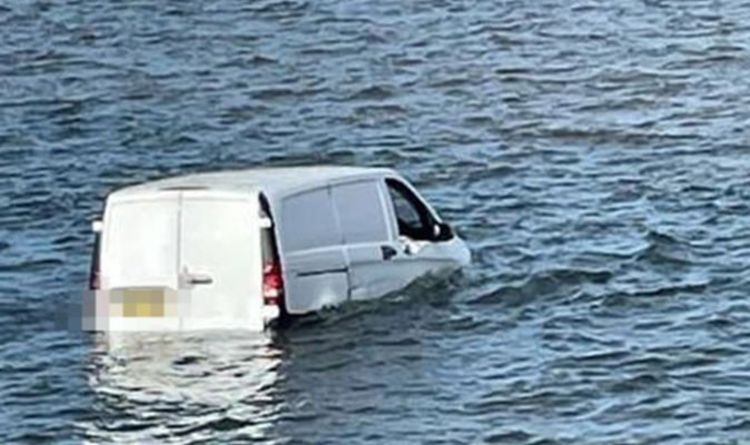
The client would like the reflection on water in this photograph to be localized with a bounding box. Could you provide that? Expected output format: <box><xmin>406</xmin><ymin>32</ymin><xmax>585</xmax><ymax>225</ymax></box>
<box><xmin>83</xmin><ymin>332</ymin><xmax>283</xmax><ymax>443</ymax></box>
<box><xmin>79</xmin><ymin>281</ymin><xmax>463</xmax><ymax>444</ymax></box>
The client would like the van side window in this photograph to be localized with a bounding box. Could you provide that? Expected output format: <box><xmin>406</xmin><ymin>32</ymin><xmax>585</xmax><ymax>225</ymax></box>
<box><xmin>331</xmin><ymin>181</ymin><xmax>389</xmax><ymax>244</ymax></box>
<box><xmin>385</xmin><ymin>178</ymin><xmax>435</xmax><ymax>241</ymax></box>
<box><xmin>281</xmin><ymin>188</ymin><xmax>339</xmax><ymax>252</ymax></box>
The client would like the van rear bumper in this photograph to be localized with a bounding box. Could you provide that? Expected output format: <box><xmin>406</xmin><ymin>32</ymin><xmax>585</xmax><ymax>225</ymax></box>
<box><xmin>85</xmin><ymin>316</ymin><xmax>182</xmax><ymax>331</ymax></box>
<box><xmin>82</xmin><ymin>290</ymin><xmax>275</xmax><ymax>332</ymax></box>
<box><xmin>82</xmin><ymin>315</ymin><xmax>273</xmax><ymax>332</ymax></box>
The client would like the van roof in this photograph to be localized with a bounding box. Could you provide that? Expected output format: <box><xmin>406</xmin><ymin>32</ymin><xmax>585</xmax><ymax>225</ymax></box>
<box><xmin>109</xmin><ymin>166</ymin><xmax>397</xmax><ymax>201</ymax></box>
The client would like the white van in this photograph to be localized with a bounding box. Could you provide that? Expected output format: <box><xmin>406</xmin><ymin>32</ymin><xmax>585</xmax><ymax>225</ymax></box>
<box><xmin>85</xmin><ymin>166</ymin><xmax>470</xmax><ymax>331</ymax></box>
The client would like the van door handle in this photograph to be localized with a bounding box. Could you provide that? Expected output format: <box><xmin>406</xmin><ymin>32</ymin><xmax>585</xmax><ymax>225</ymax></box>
<box><xmin>186</xmin><ymin>273</ymin><xmax>213</xmax><ymax>285</ymax></box>
<box><xmin>381</xmin><ymin>245</ymin><xmax>398</xmax><ymax>261</ymax></box>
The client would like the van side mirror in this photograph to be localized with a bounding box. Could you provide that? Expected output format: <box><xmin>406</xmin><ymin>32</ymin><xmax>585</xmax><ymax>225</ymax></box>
<box><xmin>91</xmin><ymin>220</ymin><xmax>103</xmax><ymax>233</ymax></box>
<box><xmin>433</xmin><ymin>222</ymin><xmax>453</xmax><ymax>241</ymax></box>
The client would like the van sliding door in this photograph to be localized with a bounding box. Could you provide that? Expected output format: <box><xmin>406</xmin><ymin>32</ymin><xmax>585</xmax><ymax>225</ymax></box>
<box><xmin>279</xmin><ymin>187</ymin><xmax>349</xmax><ymax>314</ymax></box>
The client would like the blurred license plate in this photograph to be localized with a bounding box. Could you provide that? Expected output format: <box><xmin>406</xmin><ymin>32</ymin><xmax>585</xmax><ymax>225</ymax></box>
<box><xmin>121</xmin><ymin>288</ymin><xmax>165</xmax><ymax>317</ymax></box>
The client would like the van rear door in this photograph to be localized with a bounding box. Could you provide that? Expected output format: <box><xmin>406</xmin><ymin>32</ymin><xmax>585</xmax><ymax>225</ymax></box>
<box><xmin>179</xmin><ymin>191</ymin><xmax>264</xmax><ymax>330</ymax></box>
<box><xmin>102</xmin><ymin>193</ymin><xmax>181</xmax><ymax>330</ymax></box>
<box><xmin>101</xmin><ymin>190</ymin><xmax>265</xmax><ymax>331</ymax></box>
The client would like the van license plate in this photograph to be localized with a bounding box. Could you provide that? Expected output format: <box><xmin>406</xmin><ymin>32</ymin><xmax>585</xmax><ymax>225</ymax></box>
<box><xmin>121</xmin><ymin>289</ymin><xmax>165</xmax><ymax>317</ymax></box>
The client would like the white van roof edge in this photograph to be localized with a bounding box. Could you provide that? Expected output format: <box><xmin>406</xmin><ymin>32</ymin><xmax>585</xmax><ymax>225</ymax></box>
<box><xmin>107</xmin><ymin>166</ymin><xmax>397</xmax><ymax>202</ymax></box>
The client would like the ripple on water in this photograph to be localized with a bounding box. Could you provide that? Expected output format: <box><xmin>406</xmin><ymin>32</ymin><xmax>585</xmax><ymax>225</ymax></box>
<box><xmin>3</xmin><ymin>0</ymin><xmax>750</xmax><ymax>443</ymax></box>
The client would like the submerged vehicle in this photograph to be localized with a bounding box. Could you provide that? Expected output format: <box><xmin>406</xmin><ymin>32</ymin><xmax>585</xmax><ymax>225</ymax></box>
<box><xmin>85</xmin><ymin>166</ymin><xmax>470</xmax><ymax>331</ymax></box>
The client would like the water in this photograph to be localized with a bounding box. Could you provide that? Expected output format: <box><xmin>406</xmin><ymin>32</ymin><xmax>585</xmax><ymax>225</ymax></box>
<box><xmin>2</xmin><ymin>0</ymin><xmax>750</xmax><ymax>443</ymax></box>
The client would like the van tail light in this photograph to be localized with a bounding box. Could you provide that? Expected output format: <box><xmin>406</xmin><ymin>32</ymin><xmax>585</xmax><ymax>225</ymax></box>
<box><xmin>89</xmin><ymin>233</ymin><xmax>101</xmax><ymax>290</ymax></box>
<box><xmin>259</xmin><ymin>194</ymin><xmax>283</xmax><ymax>314</ymax></box>
<box><xmin>263</xmin><ymin>260</ymin><xmax>283</xmax><ymax>306</ymax></box>
<box><xmin>89</xmin><ymin>269</ymin><xmax>100</xmax><ymax>290</ymax></box>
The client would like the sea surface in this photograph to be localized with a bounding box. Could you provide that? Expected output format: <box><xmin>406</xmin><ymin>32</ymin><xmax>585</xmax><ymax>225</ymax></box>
<box><xmin>2</xmin><ymin>0</ymin><xmax>750</xmax><ymax>443</ymax></box>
